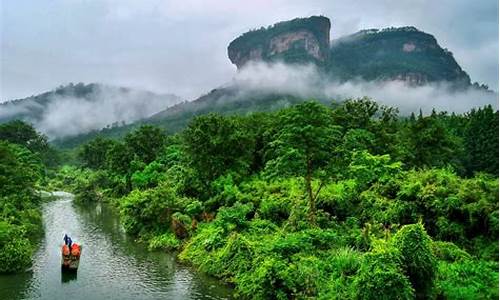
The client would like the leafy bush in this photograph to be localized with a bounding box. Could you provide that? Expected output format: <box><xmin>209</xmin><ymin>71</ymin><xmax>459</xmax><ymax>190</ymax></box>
<box><xmin>435</xmin><ymin>260</ymin><xmax>498</xmax><ymax>299</ymax></box>
<box><xmin>353</xmin><ymin>245</ymin><xmax>415</xmax><ymax>300</ymax></box>
<box><xmin>171</xmin><ymin>212</ymin><xmax>192</xmax><ymax>239</ymax></box>
<box><xmin>0</xmin><ymin>222</ymin><xmax>32</xmax><ymax>273</ymax></box>
<box><xmin>131</xmin><ymin>161</ymin><xmax>167</xmax><ymax>190</ymax></box>
<box><xmin>317</xmin><ymin>179</ymin><xmax>358</xmax><ymax>220</ymax></box>
<box><xmin>326</xmin><ymin>247</ymin><xmax>362</xmax><ymax>277</ymax></box>
<box><xmin>148</xmin><ymin>232</ymin><xmax>180</xmax><ymax>251</ymax></box>
<box><xmin>348</xmin><ymin>150</ymin><xmax>402</xmax><ymax>190</ymax></box>
<box><xmin>393</xmin><ymin>223</ymin><xmax>436</xmax><ymax>299</ymax></box>
<box><xmin>179</xmin><ymin>223</ymin><xmax>227</xmax><ymax>271</ymax></box>
<box><xmin>317</xmin><ymin>247</ymin><xmax>362</xmax><ymax>299</ymax></box>
<box><xmin>119</xmin><ymin>184</ymin><xmax>182</xmax><ymax>236</ymax></box>
<box><xmin>214</xmin><ymin>202</ymin><xmax>254</xmax><ymax>233</ymax></box>
<box><xmin>431</xmin><ymin>241</ymin><xmax>471</xmax><ymax>262</ymax></box>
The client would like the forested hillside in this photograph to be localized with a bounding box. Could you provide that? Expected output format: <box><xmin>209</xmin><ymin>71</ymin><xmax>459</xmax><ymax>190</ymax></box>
<box><xmin>40</xmin><ymin>98</ymin><xmax>499</xmax><ymax>299</ymax></box>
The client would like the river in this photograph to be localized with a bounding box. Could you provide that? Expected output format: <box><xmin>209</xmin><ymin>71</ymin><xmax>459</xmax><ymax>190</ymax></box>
<box><xmin>0</xmin><ymin>192</ymin><xmax>233</xmax><ymax>300</ymax></box>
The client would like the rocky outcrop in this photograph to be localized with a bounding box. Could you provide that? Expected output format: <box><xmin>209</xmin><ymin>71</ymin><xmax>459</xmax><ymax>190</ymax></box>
<box><xmin>328</xmin><ymin>26</ymin><xmax>472</xmax><ymax>87</ymax></box>
<box><xmin>228</xmin><ymin>16</ymin><xmax>330</xmax><ymax>69</ymax></box>
<box><xmin>229</xmin><ymin>17</ymin><xmax>474</xmax><ymax>87</ymax></box>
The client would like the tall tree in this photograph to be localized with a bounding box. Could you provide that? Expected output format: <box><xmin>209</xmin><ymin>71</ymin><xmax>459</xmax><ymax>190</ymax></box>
<box><xmin>124</xmin><ymin>125</ymin><xmax>167</xmax><ymax>164</ymax></box>
<box><xmin>332</xmin><ymin>97</ymin><xmax>399</xmax><ymax>158</ymax></box>
<box><xmin>267</xmin><ymin>101</ymin><xmax>341</xmax><ymax>224</ymax></box>
<box><xmin>78</xmin><ymin>137</ymin><xmax>116</xmax><ymax>169</ymax></box>
<box><xmin>183</xmin><ymin>114</ymin><xmax>254</xmax><ymax>187</ymax></box>
<box><xmin>0</xmin><ymin>141</ymin><xmax>42</xmax><ymax>200</ymax></box>
<box><xmin>0</xmin><ymin>120</ymin><xmax>58</xmax><ymax>167</ymax></box>
<box><xmin>463</xmin><ymin>105</ymin><xmax>499</xmax><ymax>175</ymax></box>
<box><xmin>0</xmin><ymin>120</ymin><xmax>47</xmax><ymax>153</ymax></box>
<box><xmin>401</xmin><ymin>110</ymin><xmax>461</xmax><ymax>170</ymax></box>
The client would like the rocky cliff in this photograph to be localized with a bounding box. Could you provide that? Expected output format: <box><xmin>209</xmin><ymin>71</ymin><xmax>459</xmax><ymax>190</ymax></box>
<box><xmin>229</xmin><ymin>17</ymin><xmax>474</xmax><ymax>87</ymax></box>
<box><xmin>328</xmin><ymin>27</ymin><xmax>472</xmax><ymax>87</ymax></box>
<box><xmin>228</xmin><ymin>16</ymin><xmax>331</xmax><ymax>69</ymax></box>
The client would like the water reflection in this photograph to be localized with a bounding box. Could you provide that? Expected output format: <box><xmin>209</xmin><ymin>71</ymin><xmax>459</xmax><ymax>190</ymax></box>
<box><xmin>61</xmin><ymin>272</ymin><xmax>77</xmax><ymax>284</ymax></box>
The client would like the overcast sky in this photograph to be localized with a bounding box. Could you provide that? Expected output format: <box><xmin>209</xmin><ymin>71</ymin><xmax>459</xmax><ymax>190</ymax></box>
<box><xmin>1</xmin><ymin>0</ymin><xmax>498</xmax><ymax>102</ymax></box>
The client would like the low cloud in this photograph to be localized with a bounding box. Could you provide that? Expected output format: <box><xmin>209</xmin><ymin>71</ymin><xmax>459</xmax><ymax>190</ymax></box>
<box><xmin>230</xmin><ymin>62</ymin><xmax>499</xmax><ymax>114</ymax></box>
<box><xmin>0</xmin><ymin>85</ymin><xmax>182</xmax><ymax>139</ymax></box>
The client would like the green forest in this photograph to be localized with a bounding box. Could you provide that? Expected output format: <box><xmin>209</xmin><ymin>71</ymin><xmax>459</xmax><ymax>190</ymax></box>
<box><xmin>0</xmin><ymin>121</ymin><xmax>59</xmax><ymax>273</ymax></box>
<box><xmin>1</xmin><ymin>98</ymin><xmax>498</xmax><ymax>299</ymax></box>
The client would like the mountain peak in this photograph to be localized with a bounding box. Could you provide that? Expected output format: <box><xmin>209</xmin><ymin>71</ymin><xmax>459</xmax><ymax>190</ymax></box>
<box><xmin>227</xmin><ymin>16</ymin><xmax>474</xmax><ymax>88</ymax></box>
<box><xmin>228</xmin><ymin>16</ymin><xmax>331</xmax><ymax>69</ymax></box>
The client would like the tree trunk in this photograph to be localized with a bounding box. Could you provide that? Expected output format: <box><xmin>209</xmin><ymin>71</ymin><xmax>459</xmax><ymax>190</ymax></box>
<box><xmin>306</xmin><ymin>159</ymin><xmax>316</xmax><ymax>225</ymax></box>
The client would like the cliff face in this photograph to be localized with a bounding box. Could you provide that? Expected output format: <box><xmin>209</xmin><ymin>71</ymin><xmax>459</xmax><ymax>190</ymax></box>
<box><xmin>328</xmin><ymin>27</ymin><xmax>472</xmax><ymax>87</ymax></box>
<box><xmin>229</xmin><ymin>17</ymin><xmax>473</xmax><ymax>87</ymax></box>
<box><xmin>228</xmin><ymin>16</ymin><xmax>331</xmax><ymax>69</ymax></box>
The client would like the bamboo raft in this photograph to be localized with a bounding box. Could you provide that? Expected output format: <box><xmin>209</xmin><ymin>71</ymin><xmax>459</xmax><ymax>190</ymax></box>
<box><xmin>61</xmin><ymin>244</ymin><xmax>82</xmax><ymax>271</ymax></box>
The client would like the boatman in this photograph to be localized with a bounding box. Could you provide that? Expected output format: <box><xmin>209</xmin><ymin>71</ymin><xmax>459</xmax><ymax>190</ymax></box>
<box><xmin>63</xmin><ymin>234</ymin><xmax>73</xmax><ymax>248</ymax></box>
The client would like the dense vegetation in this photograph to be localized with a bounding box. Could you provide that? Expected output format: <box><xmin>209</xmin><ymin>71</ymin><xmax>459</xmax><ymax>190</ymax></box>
<box><xmin>328</xmin><ymin>28</ymin><xmax>471</xmax><ymax>86</ymax></box>
<box><xmin>52</xmin><ymin>98</ymin><xmax>499</xmax><ymax>299</ymax></box>
<box><xmin>0</xmin><ymin>121</ymin><xmax>58</xmax><ymax>273</ymax></box>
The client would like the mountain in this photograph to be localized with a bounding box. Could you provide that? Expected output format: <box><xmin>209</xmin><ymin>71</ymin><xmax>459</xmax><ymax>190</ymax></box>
<box><xmin>327</xmin><ymin>27</ymin><xmax>472</xmax><ymax>87</ymax></box>
<box><xmin>229</xmin><ymin>16</ymin><xmax>476</xmax><ymax>88</ymax></box>
<box><xmin>0</xmin><ymin>83</ymin><xmax>182</xmax><ymax>138</ymax></box>
<box><xmin>50</xmin><ymin>16</ymin><xmax>495</xmax><ymax>148</ymax></box>
<box><xmin>228</xmin><ymin>16</ymin><xmax>331</xmax><ymax>68</ymax></box>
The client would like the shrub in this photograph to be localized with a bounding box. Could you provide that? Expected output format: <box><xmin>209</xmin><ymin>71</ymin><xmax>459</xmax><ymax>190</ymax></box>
<box><xmin>185</xmin><ymin>200</ymin><xmax>204</xmax><ymax>217</ymax></box>
<box><xmin>431</xmin><ymin>241</ymin><xmax>471</xmax><ymax>262</ymax></box>
<box><xmin>435</xmin><ymin>260</ymin><xmax>498</xmax><ymax>299</ymax></box>
<box><xmin>393</xmin><ymin>223</ymin><xmax>436</xmax><ymax>299</ymax></box>
<box><xmin>235</xmin><ymin>255</ymin><xmax>289</xmax><ymax>300</ymax></box>
<box><xmin>171</xmin><ymin>212</ymin><xmax>191</xmax><ymax>239</ymax></box>
<box><xmin>327</xmin><ymin>246</ymin><xmax>362</xmax><ymax>277</ymax></box>
<box><xmin>179</xmin><ymin>223</ymin><xmax>227</xmax><ymax>270</ymax></box>
<box><xmin>215</xmin><ymin>202</ymin><xmax>254</xmax><ymax>233</ymax></box>
<box><xmin>148</xmin><ymin>232</ymin><xmax>180</xmax><ymax>251</ymax></box>
<box><xmin>317</xmin><ymin>179</ymin><xmax>358</xmax><ymax>221</ymax></box>
<box><xmin>317</xmin><ymin>247</ymin><xmax>362</xmax><ymax>299</ymax></box>
<box><xmin>0</xmin><ymin>238</ymin><xmax>32</xmax><ymax>273</ymax></box>
<box><xmin>348</xmin><ymin>150</ymin><xmax>402</xmax><ymax>190</ymax></box>
<box><xmin>211</xmin><ymin>232</ymin><xmax>256</xmax><ymax>279</ymax></box>
<box><xmin>119</xmin><ymin>184</ymin><xmax>182</xmax><ymax>236</ymax></box>
<box><xmin>352</xmin><ymin>245</ymin><xmax>415</xmax><ymax>300</ymax></box>
<box><xmin>270</xmin><ymin>229</ymin><xmax>341</xmax><ymax>256</ymax></box>
<box><xmin>131</xmin><ymin>161</ymin><xmax>167</xmax><ymax>190</ymax></box>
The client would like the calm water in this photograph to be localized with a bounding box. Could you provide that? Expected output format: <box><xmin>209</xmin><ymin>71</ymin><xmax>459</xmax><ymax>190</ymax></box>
<box><xmin>0</xmin><ymin>192</ymin><xmax>232</xmax><ymax>300</ymax></box>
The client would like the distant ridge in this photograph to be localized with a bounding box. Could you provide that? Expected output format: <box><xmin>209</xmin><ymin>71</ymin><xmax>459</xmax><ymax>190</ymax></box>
<box><xmin>0</xmin><ymin>82</ymin><xmax>182</xmax><ymax>138</ymax></box>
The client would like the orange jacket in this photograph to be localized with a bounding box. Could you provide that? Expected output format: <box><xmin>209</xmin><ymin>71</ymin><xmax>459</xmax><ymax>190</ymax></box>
<box><xmin>62</xmin><ymin>245</ymin><xmax>70</xmax><ymax>256</ymax></box>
